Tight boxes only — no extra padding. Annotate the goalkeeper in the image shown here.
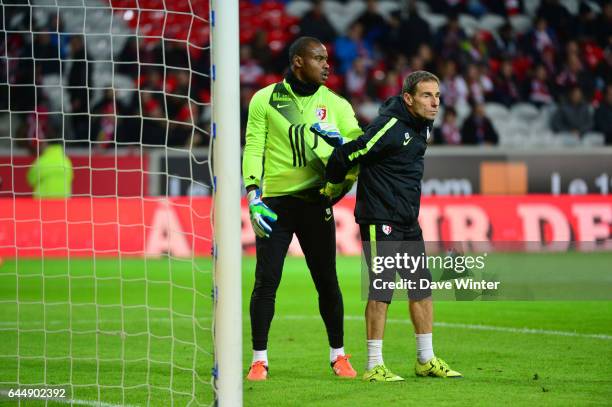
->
[312,71,462,381]
[242,36,362,381]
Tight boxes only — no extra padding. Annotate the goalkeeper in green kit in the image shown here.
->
[242,36,362,381]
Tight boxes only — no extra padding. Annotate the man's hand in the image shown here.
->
[310,123,344,147]
[247,189,278,238]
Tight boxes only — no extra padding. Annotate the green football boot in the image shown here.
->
[362,364,405,382]
[415,357,462,378]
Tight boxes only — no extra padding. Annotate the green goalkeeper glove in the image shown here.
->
[320,169,357,205]
[310,122,345,147]
[320,182,345,201]
[247,188,278,238]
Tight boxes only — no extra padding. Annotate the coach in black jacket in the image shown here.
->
[313,71,462,381]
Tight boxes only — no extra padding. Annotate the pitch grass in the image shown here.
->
[0,254,611,406]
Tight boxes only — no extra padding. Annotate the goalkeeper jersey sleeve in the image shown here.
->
[242,80,362,197]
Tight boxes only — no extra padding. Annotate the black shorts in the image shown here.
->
[360,222,432,302]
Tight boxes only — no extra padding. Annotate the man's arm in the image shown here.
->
[242,90,268,191]
[241,89,278,238]
[326,117,399,183]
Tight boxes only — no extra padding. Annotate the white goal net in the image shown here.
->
[0,0,241,405]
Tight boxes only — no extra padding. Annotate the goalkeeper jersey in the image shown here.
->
[242,80,362,197]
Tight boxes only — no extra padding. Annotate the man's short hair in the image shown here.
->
[288,36,321,64]
[402,71,440,95]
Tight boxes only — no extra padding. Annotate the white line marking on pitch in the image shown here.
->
[284,315,612,340]
[1,314,611,341]
[0,390,138,407]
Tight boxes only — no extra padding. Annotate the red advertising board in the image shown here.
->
[0,155,148,197]
[0,196,610,257]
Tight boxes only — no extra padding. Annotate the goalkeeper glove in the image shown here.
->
[247,189,278,238]
[310,123,344,147]
[320,182,345,201]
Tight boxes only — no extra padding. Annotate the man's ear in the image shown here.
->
[293,55,303,68]
[402,92,413,107]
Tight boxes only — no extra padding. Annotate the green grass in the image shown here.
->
[0,254,611,406]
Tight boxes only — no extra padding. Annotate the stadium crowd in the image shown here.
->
[239,0,612,145]
[1,0,611,147]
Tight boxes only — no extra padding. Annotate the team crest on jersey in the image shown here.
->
[316,106,327,121]
[382,225,392,235]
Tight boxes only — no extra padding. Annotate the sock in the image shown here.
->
[416,333,434,364]
[366,339,383,370]
[330,347,345,363]
[252,349,268,366]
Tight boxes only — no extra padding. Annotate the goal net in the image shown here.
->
[0,0,241,405]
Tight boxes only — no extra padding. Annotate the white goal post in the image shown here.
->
[211,0,242,406]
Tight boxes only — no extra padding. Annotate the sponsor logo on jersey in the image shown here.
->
[272,92,292,103]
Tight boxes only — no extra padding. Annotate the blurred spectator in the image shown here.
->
[466,0,488,17]
[491,59,522,106]
[538,45,558,79]
[528,64,555,106]
[482,0,524,17]
[526,17,559,59]
[377,70,401,101]
[91,89,118,149]
[430,0,466,15]
[592,2,612,47]
[574,2,599,40]
[416,44,436,72]
[116,37,139,79]
[240,44,264,87]
[26,137,73,198]
[434,14,467,61]
[355,0,390,47]
[355,96,380,124]
[67,35,92,143]
[385,1,431,58]
[334,22,373,74]
[433,106,461,145]
[33,32,60,75]
[494,22,520,58]
[551,86,594,136]
[251,30,276,72]
[556,52,595,99]
[298,0,337,44]
[47,14,71,59]
[439,60,469,107]
[461,31,493,65]
[164,40,189,68]
[141,93,167,146]
[594,84,612,144]
[345,57,369,100]
[595,37,612,84]
[536,0,573,42]
[465,63,493,104]
[461,102,499,145]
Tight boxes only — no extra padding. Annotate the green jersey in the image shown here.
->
[242,80,362,197]
[27,144,73,198]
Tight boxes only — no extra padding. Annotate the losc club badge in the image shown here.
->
[315,106,327,121]
[382,225,392,235]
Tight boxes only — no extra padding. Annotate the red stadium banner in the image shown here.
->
[0,196,610,257]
